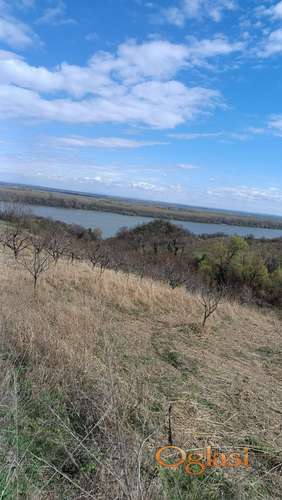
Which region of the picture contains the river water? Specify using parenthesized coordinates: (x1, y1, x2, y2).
(4, 203, 282, 239)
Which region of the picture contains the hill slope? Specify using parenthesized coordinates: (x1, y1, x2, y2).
(0, 253, 281, 499)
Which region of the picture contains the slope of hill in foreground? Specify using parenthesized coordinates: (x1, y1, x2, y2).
(0, 252, 281, 499)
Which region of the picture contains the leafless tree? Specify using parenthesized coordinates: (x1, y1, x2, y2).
(199, 285, 224, 328)
(0, 201, 31, 223)
(66, 239, 83, 264)
(86, 243, 110, 275)
(46, 230, 70, 264)
(0, 202, 32, 260)
(86, 242, 102, 269)
(98, 253, 110, 275)
(162, 257, 187, 289)
(68, 248, 76, 265)
(20, 236, 51, 292)
(0, 225, 29, 260)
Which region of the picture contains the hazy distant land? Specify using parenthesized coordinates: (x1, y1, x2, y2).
(0, 184, 282, 231)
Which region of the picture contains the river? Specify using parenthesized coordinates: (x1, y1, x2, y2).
(3, 202, 282, 239)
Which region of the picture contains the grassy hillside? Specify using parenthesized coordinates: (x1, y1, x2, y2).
(0, 250, 281, 499)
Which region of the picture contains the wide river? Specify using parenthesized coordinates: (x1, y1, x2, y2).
(7, 203, 282, 239)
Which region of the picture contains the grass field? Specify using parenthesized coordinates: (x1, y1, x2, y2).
(0, 250, 281, 498)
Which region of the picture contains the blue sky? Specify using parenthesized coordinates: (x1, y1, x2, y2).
(0, 0, 282, 215)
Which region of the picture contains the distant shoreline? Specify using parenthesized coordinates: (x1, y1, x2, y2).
(1, 185, 282, 231)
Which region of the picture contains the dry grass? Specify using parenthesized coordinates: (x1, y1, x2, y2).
(0, 250, 281, 499)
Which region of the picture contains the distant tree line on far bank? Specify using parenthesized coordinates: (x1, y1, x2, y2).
(1, 186, 282, 230)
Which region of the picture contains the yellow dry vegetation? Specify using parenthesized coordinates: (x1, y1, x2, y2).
(0, 251, 281, 499)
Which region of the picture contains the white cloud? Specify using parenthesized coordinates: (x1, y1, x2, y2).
(185, 35, 244, 63)
(163, 7, 186, 27)
(170, 123, 282, 141)
(170, 130, 251, 141)
(0, 39, 230, 128)
(0, 151, 176, 194)
(271, 1, 282, 18)
(129, 181, 166, 192)
(0, 15, 34, 48)
(224, 132, 249, 141)
(170, 131, 223, 139)
(258, 28, 282, 57)
(207, 185, 282, 204)
(85, 32, 98, 41)
(246, 126, 266, 135)
(0, 81, 220, 128)
(268, 115, 282, 136)
(0, 37, 242, 96)
(52, 135, 168, 149)
(0, 0, 39, 49)
(114, 39, 189, 81)
(36, 0, 75, 26)
(259, 1, 282, 20)
(163, 0, 236, 26)
(178, 163, 200, 169)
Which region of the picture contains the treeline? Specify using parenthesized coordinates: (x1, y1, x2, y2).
(1, 186, 282, 229)
(1, 206, 281, 307)
(106, 221, 282, 307)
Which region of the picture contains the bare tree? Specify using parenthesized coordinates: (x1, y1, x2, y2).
(66, 239, 83, 264)
(98, 253, 110, 275)
(0, 201, 31, 224)
(0, 202, 32, 260)
(46, 230, 70, 264)
(86, 243, 110, 275)
(162, 257, 187, 289)
(20, 236, 51, 292)
(199, 285, 224, 328)
(0, 225, 29, 260)
(86, 242, 102, 269)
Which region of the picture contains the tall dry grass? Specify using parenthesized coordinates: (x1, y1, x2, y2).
(0, 251, 281, 499)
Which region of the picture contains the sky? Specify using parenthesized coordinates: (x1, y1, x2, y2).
(0, 1, 282, 215)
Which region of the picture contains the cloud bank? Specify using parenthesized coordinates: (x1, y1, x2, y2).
(0, 37, 244, 128)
